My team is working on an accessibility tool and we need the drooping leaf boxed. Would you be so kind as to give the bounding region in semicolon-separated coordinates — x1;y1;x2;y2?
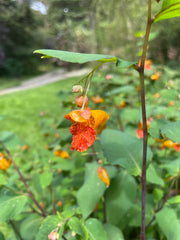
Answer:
146;164;164;186
36;215;60;240
104;223;124;240
101;129;153;176
0;131;20;150
154;0;180;22
156;207;180;240
167;195;180;204
68;217;88;240
0;195;27;221
105;171;137;227
160;121;180;143
34;49;136;68
85;218;108;240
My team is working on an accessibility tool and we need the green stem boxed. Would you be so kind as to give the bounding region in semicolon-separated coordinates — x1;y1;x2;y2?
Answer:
138;1;153;239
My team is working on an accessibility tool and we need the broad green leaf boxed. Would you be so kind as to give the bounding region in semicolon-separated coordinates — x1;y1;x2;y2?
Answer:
0;174;7;185
0;131;20;150
153;188;164;203
167;195;180;204
101;129;153;176
36;215;60;240
20;214;42;240
156;207;180;240
34;49;136;68
160;121;180;143
148;119;169;139
76;162;107;219
68;217;88;240
105;85;135;96
160;89;179;100
85;218;108;240
40;171;53;189
106;171;137;227
160;159;180;176
146;164;164;186
0;195;27;221
104;223;124;240
154;0;180;22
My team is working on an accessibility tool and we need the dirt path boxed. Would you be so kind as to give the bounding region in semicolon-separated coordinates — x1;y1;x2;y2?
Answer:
0;68;89;96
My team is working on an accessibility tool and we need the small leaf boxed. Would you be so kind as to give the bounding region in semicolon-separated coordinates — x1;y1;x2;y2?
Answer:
161;121;180;143
68;217;88;240
146;164;164;186
0;131;20;150
40;172;53;189
156;207;180;240
0;195;27;221
36;215;60;240
85;218;108;240
154;0;180;22
167;195;180;204
116;58;137;68
104;223;124;240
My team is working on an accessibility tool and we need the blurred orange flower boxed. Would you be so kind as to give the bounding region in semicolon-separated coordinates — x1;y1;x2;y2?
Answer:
0;153;11;171
92;96;104;104
48;232;59;240
21;145;29;151
139;59;152;70
105;74;112;80
162;140;180;152
64;109;109;152
97;167;110;186
151;72;160;80
136;120;151;139
54;150;70;159
116;100;126;109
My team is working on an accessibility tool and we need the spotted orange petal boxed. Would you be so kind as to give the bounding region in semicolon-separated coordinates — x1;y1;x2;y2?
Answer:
90;110;109;129
70;123;96;152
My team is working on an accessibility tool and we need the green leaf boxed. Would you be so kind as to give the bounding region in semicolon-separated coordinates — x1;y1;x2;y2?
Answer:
105;85;135;97
106;171;137;227
68;217;88;240
167;195;180;204
154;0;180;22
160;89;179;100
85;218;108;240
148;119;169;139
104;223;124;240
20;214;42;240
34;49;115;63
156;207;180;240
160;158;180;176
101;129;153;176
76;162;107;219
0;131;20;150
160;121;180;143
0;195;27;221
40;171;53;189
34;49;136;68
0;174;7;185
36;215;60;240
146;164;164;186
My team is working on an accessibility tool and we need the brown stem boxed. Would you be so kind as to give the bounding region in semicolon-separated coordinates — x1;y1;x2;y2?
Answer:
9;220;23;240
138;1;152;239
0;141;47;217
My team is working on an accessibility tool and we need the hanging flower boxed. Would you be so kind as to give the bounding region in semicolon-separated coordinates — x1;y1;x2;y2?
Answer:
91;96;104;104
151;72;160;80
97;167;110;186
64;109;109;152
0;153;11;171
48;232;59;240
54;149;70;159
139;59;152;70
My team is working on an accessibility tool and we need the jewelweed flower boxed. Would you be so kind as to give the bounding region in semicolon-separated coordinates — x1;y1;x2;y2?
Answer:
64;109;109;152
151;72;160;81
139;59;152;71
0;153;11;171
54;149;70;159
48;232;59;240
97;167;110;186
92;96;104;104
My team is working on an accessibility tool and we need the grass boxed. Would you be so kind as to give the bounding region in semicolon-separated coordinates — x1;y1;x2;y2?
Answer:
0;76;79;150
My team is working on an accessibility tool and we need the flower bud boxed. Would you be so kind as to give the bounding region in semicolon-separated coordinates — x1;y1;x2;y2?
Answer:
75;95;88;108
97;167;110;186
72;85;83;93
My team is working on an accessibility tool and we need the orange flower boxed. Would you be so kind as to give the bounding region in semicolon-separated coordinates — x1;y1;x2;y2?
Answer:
54;150;70;159
0;155;11;171
64;109;109;152
136;128;144;139
92;96;104;104
162;140;180;151
97;167;110;186
116;100;126;109
57;201;63;207
154;92;160;98
139;59;152;70
21;145;29;151
105;74;112;80
48;232;59;240
151;72;160;81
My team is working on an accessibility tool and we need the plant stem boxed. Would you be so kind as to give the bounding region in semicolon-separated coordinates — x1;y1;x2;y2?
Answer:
9;220;23;240
0;141;47;217
138;1;153;239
